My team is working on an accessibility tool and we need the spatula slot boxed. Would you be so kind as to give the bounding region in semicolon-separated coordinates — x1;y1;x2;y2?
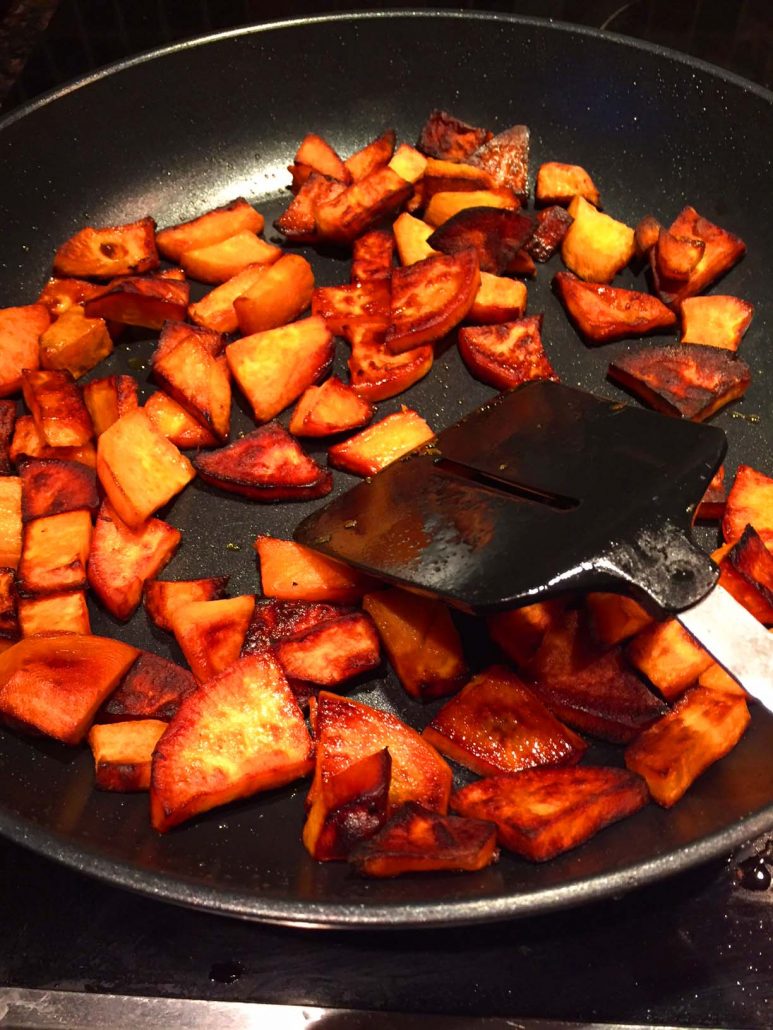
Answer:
433;457;580;511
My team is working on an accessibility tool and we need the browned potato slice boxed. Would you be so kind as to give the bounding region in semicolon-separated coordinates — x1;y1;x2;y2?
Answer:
144;577;230;634
99;651;197;723
312;280;390;336
417;110;491;162
486;599;570;667
467;272;527;325
156;199;263;263
723;465;773;547
274;173;348;243
314;166;413;244
351;229;394;283
39;307;112;378
561;196;634;283
17;509;92;595
18;590;90;637
256;537;377;604
53;216;158;278
233;254;315;335
649;206;746;306
654;229;704;281
19;457;98;522
0;569;18;640
585;592;653;646
83;277;189;330
345;129;396;182
170;595;255;684
22;369;93;447
10;416;95;468
88;719;167;792
626;619;712;701
274;611;380;685
327;408;434;477
424;189;519;228
0;401;16;475
469;125;530;202
289;377;373;437
680;295;754;351
151;321;230;442
392;212;437;266
427;206;532;274
241;597;344;655
348;327;433;402
526;205;574;262
290;133;348;190
553;272;676;343
458;316;556;390
536;162;600;208
0;478;22;570
187;263;269;333
143;392;218;449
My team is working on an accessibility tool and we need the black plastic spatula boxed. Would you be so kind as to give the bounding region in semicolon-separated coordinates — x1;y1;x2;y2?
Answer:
295;381;773;711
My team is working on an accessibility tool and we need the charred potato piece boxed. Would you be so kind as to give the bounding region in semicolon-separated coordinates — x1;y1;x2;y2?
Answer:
289;376;373;437
458;315;557;390
53;216;158;279
327;408;434;477
525;205;574;262
22;369;93;447
256;537;377;604
19;457;98;522
314;166;413;244
348;327;433;402
156;199;263;263
561;197;635;283
427;207;532;274
241;597;344;655
99;651;197;722
18;590;90;637
417;110;492;162
305;749;391;861
469;125;530;202
679;295;754;351
37;277;103;319
386;250;480;353
89;719;168;792
82;374;138;435
536;162;600;208
553;271;676;343
274;611;380;685
84;276;189;330
650;206;746;306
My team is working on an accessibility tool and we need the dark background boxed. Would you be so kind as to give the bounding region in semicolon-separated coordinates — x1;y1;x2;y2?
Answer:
0;2;772;1027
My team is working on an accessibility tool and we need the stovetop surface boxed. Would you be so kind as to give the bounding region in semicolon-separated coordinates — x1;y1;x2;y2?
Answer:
0;2;771;1026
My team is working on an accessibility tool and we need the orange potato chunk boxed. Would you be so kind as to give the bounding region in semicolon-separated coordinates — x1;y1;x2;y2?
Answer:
680;295;754;351
256;536;377;604
0;477;23;569
289;376;373;437
53;216;158;279
649;206;746;306
654;229;705;281
388;144;427;184
626;618;712;701
424;189;519;228
486;598;570;667
553;271;676;342
0;634;138;744
155;199;263;263
536;162;600;207
180;230;280;284
314;166;413;244
18;590;90;637
22;369;93;447
585;592;653;646
716;525;773;624
458;315;557;390
274;611;380;685
38;307;112;379
351;229;394;283
151;322;230;442
468;125;530;201
723;465;773;547
291;133;348;188
83;276;189;330
88;719;167;792
150;652;313;831
417;110;491;163
344;129;396;182
143;392;218;449
144;577;229;634
170;595;255;683
347;327;433;402
37;277;103;319
19;457;97;522
82;375;138;436
561;196;635;283
17;509;92;595
9;415;95;468
452;766;647;861
416;158;496;210
187;263;269;333
393;212;437;266
697;659;748;700
274;173;348;243
99;651;197;723
625;686;750;807
312;280;390;336
327;407;434;477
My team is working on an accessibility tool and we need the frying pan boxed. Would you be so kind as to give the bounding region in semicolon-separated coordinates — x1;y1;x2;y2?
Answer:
0;12;771;929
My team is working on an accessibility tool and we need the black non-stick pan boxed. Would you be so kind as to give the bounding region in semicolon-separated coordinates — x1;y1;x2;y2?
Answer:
0;12;771;928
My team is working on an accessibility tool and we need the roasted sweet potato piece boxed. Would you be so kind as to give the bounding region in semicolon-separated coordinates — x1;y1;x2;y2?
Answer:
350;801;498;877
156;199;263;263
717;525;773;623
97;409;195;529
633;214;662;258
723;465;773;547
309;690;452;815
0;401;16;475
19;458;98;522
467;272;527;325
424;189;519;228
393;212;436;266
486;599;570;668
417;110;491;162
0;569;17;640
553;271;676;343
388;144;426;185
625;686;750;807
180;230;280;284
351;229;394;284
11;416;96;469
561;197;635;283
0;304;49;397
187;263;268;333
291;133;348;188
53;216;158;279
151;652;313;831
170;594;255;684
423;665;586;777
89;719;167;792
38;307;112;378
193;422;332;502
327;407;434;477
304;748;391;861
363;588;467;701
345;129;396;182
655;229;705;281
17;509;92;595
524;608;604;682
697;657;750;699
458;315;557;390
505;248;537;277
695;465;726;521
274;173;348;243
88;502;181;621
451;766;647;861
427;207;532;275
385;250;480;353
468;124;530;202
100;652;197;723
144;392;218;449
415;159;497;211
608;343;750;421
0;634;138;744
348;327;433;401
82;375;138;436
274;611;380;685
680;295;754;351
315;166;413;244
83;277;189;330
151;323;231;442
289;377;373;437
37;277;103;318
232;253;315;335
241;597;343;655
535;162;600;208
18;590;90;637
154;318;223;363
649;206;746;306
144;577;229;634
22;369;93;448
585;592;653;646
626;618;711;701
525;205;574;262
312;280;391;336
256;537;377;604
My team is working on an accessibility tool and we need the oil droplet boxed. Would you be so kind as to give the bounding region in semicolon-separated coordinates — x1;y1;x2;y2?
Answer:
209;960;244;984
735;856;771;891
730;412;761;424
225;542;241;552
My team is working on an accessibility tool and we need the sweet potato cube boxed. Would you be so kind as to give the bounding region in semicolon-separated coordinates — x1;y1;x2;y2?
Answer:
553;271;676;343
38;307;112;379
0;402;16;475
505;249;537;277
348;327;433;401
350;801;498;877
311;280;390;336
309;690;452;815
289;376;373;437
625;686;750;807
0;569;17;640
388;144;426;185
427;207;531;275
696;465;726;522
723;465;773;547
10;416;95;468
170;594;254;684
451;766;647;861
275;611;380;685
466;272;527;325
37;277;103;319
99;651;197;722
89;719;167;792
152;324;230;442
241;597;343;655
274;173;348;243
626;618;712;701
469;125;530;202
424;189;519;228
155;199;263;263
144;392;218;449
680;295;754;352
292;133;348;185
0;634;138;744
536;162;600;208
187;263;269;333
655;229;705;281
697;659;748;699
385;251;480;353
525;205;574;262
608;343;750;421
0;478;23;569
82;375;138;435
227;316;334;423
84;276;189;330
19;458;98;522
363;588;467;701
345;129;396;182
153;319;223;363
193;422;332;502
717;525;773;624
53;216;158;279
524;608;603;682
87;502;181;621
314;166;413;245
417;110;491;162
144;577;229;634
18;590;90;637
97;409;195;528
327;407;434;477
417;159;496;209
304;748;391;861
486;598;570;667
633;214;662;258
561;196;635;283
180;230;280;284
256;537;377;604
423;665;586;777
351;229;394;284
650;207;746;306
18;509;92;595
586;592;653;646
22;369;93;447
392;213;437;266
150;652;313;831
458;316;556;390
